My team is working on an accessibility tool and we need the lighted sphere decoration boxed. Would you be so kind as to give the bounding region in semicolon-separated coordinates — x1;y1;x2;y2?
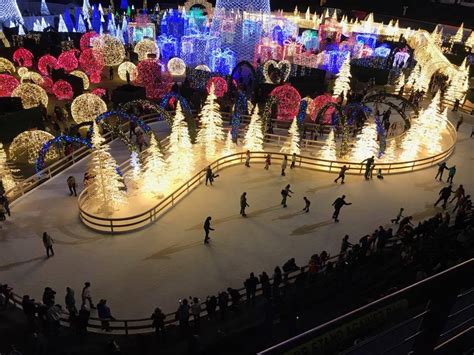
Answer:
135;59;162;87
17;67;29;77
53;80;74;100
195;64;211;72
71;93;107;124
12;83;48;109
269;84;302;120
91;88;106;97
79;48;104;83
40;76;54;94
20;71;44;86
206;77;228;98
89;72;102;83
37;55;57;76
9;130;58;164
70;70;90;90
134;39;159;61
310;94;337;124
0;74;19;97
57;50;79;72
80;31;99;51
91;34;125;67
167;57;186;76
0;58;16;74
13;48;34;67
118;61;137;82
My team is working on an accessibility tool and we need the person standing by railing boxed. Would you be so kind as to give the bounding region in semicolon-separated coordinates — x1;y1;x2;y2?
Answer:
245;150;251;167
151;307;166;339
81;282;96;309
65;287;77;319
244;273;259;307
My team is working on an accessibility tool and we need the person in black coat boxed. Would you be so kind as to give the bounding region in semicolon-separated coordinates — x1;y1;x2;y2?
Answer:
332;195;352;222
203;216;214;244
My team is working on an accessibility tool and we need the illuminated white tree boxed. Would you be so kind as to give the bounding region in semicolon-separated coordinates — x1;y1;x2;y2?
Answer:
466;31;474;49
40;0;50;15
197;84;225;160
394;73;405;94
406;64;420;89
0;143;19;193
280;118;300;155
381;139;397;162
222;130;236;156
168;102;195;181
127;150;142;190
58;15;68;32
318;128;337;161
332;54;351;99
431;25;443;47
451;23;464;43
87;122;126;213
350;121;379;161
243;106;264;151
445;59;470;103
142;134;168;196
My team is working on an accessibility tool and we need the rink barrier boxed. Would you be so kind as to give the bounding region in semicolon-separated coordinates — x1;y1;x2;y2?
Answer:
77;119;456;234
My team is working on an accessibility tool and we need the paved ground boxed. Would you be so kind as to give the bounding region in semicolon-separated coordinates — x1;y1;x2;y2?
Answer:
0;111;472;319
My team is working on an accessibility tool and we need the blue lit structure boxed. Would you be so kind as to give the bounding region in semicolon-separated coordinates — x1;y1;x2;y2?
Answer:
374;44;391;57
157;34;179;63
355;34;378;49
209;48;236;75
231;92;248;139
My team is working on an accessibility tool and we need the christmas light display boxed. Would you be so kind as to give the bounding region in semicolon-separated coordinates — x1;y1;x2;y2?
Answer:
92;88;107;97
168;102;195;181
243;106;264;151
128;150;142;190
350;121;379;161
11;83;48;109
332;54;351;99
70;70;90;90
263;59;291;84
405;64;420;88
57;50;79;72
420;92;445;155
394;73;405;94
167;57;186;76
445;59;470;103
0;58;16;74
270;84;301;120
381;139;397;162
195;65;211;72
91;34;125;66
0;142;19;193
206;77;228;98
52;80;74;100
87;121;127;213
135;60;172;99
280;117;301;155
197;84;226;160
9;130;57;164
466;31;474;49
80;31;99;51
0;74;19;97
134;38;159;61
37;54;57;76
0;0;23;24
40;76;54;94
141;134;168;196
118;61;137;82
310;94;337;123
209;48;236;75
71;93;107;124
13;48;34;68
17;67;28;77
79;48;104;83
318;128;337;161
222;130;236;156
451;23;464;43
20;71;44;86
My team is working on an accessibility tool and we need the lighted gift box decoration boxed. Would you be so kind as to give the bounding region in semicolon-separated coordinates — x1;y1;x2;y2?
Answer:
209;48;236;75
393;49;410;68
283;38;303;60
293;51;320;68
321;50;349;73
355;34;377;49
374;45;391;58
220;18;236;44
254;38;284;65
181;34;221;67
318;18;342;50
127;22;156;44
157;34;179;63
301;30;319;52
160;9;186;39
243;18;263;43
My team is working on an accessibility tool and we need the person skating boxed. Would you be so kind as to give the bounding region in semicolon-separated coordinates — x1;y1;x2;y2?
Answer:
290;153;297;169
67;176;77;196
240;192;249;217
334;165;350;184
42;232;54;257
332;195;352;222
450;184;465;204
435;162;448;181
203;216;214;244
205;166;214;186
81;282;96;309
377;168;384;179
264;154;271;170
391;208;404;224
302;197;311;213
361;156;375;180
281;155;288;176
281;184;293;208
245;150;251;167
434;185;454;210
0;194;10;216
447;165;456;184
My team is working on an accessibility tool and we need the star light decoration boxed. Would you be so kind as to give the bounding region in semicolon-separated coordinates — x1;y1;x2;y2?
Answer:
53;80;74;100
11;83;48;109
118;61;137;82
70;70;90;90
167;57;186;76
91;34;125;66
13;48;34;67
269;84;302;121
9;130;57;164
0;58;16;74
134;38;159;61
206;77;228;98
280;117;301;155
37;54;57;76
0;74;19;96
71;93;107;123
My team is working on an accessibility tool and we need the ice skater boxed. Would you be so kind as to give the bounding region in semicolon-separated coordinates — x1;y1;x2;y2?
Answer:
302;197;311;213
290;153;297;169
434;185;454;210
67;176;77;196
42;232;54;257
205;166;214;186
435;162;448;181
447;165;456;184
0;194;10;217
245;150;251;167
203;216;214;244
264;154;271;170
281;184;293;208
361;156;375;180
240;192;249;217
391;208;404;224
450;184;465;204
281;155;288;176
334;165;350;184
332;195;352;222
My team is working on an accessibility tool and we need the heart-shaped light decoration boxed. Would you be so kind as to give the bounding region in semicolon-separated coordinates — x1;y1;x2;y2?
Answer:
263;59;291;84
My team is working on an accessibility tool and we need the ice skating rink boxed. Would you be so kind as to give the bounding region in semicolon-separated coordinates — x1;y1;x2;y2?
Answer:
0;116;472;318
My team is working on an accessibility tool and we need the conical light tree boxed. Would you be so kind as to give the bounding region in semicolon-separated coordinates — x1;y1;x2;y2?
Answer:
332;54;351;99
381;139;397;162
0;143;19;193
280;118;301;155
243;106;264;151
58;15;68;32
350;121;379;161
466;31;474;49
168;102;195;181
142;134;168;196
406;64;420;89
445;59;470;103
87;122;126;213
222;130;236;156
318;128;337;161
451;23;464;43
127;150;142;190
197;83;225;160
394;73;405;94
40;0;50;15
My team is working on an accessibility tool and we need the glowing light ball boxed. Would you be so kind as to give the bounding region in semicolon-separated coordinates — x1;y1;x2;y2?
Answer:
70;70;90;90
134;39;159;61
0;58;16;74
17;67;29;77
89;72;102;83
92;88;106;97
40;76;54;94
13;48;34;67
80;31;99;51
0;74;19;96
37;55;57;76
91;34;125;66
195;65;211;72
167;57;186;76
135;59;162;87
269;84;301;120
20;71;44;86
57;50;79;72
310;94;338;123
206;77;228;98
53;80;73;100
71;93;107;123
9;130;58;164
12;83;48;109
79;48;104;82
118;61;137;82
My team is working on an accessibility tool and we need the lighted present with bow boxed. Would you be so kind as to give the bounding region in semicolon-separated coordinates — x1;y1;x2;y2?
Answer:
254;38;283;66
157;34;178;63
293;52;320;68
181;34;220;67
209;48;236;75
283;38;303;60
301;30;319;52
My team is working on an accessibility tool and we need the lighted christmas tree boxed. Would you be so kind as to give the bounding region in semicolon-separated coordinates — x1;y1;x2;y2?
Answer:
381;139;397;162
406;64;420;89
197;84;225;160
0;143;19;193
350;121;379;161
87;122;126;213
127;150;142;190
431;25;443;47
168;102;195;181
466;31;474;49
0;0;23;24
332;54;351;100
394;73;405;94
451;23;464;43
446;59;470;103
40;0;50;16
77;14;86;33
82;0;91;18
318;128;337;161
280;118;301;155
58;15;68;32
222;130;236;156
142;134;168;196
413;67;430;93
243;106;264;152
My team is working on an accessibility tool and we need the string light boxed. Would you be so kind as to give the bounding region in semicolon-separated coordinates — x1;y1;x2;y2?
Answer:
381;139;398;162
167;57;186;76
37;54;57;76
71;93;107;123
270;84;301;120
134;38;159;61
53;80;74;100
280;117;301;155
350;121;379;161
91;34;125;66
142;134;169;196
0;74;19;96
310;94;337;123
13;48;34;67
40;76;54;94
128;151;142;190
332;54;351;99
17;67;29;77
206;77;228;98
0;58;16;74
70;70;90;90
11;83;48;109
57;50;79;72
118;61;137;82
243;106;264;151
263;59;291;84
20;71;44;86
318;128;337;161
195;64;211;72
9;130;57;164
91;88;106;97
222;130;236;156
